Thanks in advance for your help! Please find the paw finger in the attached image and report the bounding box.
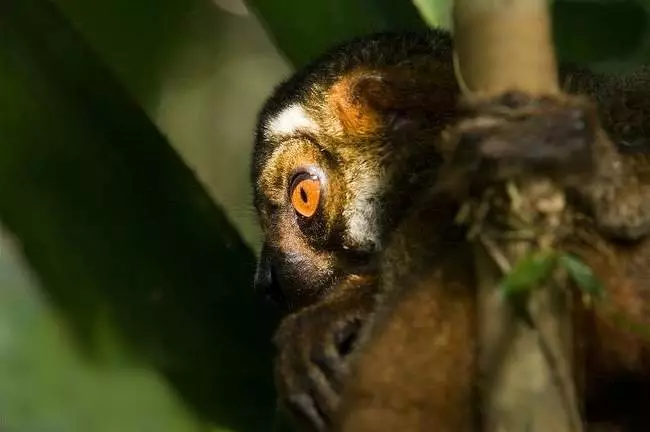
[287,393,327,432]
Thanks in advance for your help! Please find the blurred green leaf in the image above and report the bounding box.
[552,0,648,65]
[51,0,198,104]
[559,253,604,299]
[0,0,279,430]
[243,0,427,67]
[411,0,649,67]
[499,251,558,297]
[0,247,212,432]
[412,0,452,29]
[251,0,650,70]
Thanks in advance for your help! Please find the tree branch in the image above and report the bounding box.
[452,0,582,431]
[453,0,558,97]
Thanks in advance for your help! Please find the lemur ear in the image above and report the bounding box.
[327,65,458,135]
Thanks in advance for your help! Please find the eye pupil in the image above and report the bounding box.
[300,188,308,203]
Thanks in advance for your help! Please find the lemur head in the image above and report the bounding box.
[252,30,457,310]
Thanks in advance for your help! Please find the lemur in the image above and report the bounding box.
[252,29,650,431]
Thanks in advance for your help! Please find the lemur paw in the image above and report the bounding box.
[273,297,371,431]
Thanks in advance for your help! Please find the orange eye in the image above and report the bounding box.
[291,174,321,218]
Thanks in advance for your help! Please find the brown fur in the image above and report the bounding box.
[253,31,650,431]
[568,232,650,429]
[335,79,650,431]
[336,197,477,432]
[328,71,384,135]
[328,64,461,136]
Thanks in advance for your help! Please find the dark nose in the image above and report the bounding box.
[254,244,284,305]
[341,238,377,269]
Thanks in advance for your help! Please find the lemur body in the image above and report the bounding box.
[252,29,650,431]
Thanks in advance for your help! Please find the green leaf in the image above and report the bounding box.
[552,0,648,66]
[559,253,605,298]
[499,251,559,297]
[0,246,211,432]
[52,0,196,105]
[0,1,279,430]
[412,0,452,29]
[243,0,427,67]
[247,0,649,70]
[413,0,648,67]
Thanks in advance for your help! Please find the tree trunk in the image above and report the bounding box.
[453,0,582,431]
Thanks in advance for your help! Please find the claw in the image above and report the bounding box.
[288,393,327,432]
[307,357,341,419]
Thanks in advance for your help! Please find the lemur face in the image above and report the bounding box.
[252,31,458,311]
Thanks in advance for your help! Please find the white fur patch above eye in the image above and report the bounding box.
[266,104,319,137]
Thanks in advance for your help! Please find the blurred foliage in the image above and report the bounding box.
[498,251,558,297]
[1,0,650,431]
[559,253,605,298]
[243,0,428,67]
[552,0,648,67]
[0,244,209,432]
[413,0,453,29]
[52,0,197,105]
[0,0,278,430]
[151,8,288,250]
[247,0,649,69]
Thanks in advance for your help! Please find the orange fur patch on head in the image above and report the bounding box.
[328,70,388,135]
[327,63,458,136]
